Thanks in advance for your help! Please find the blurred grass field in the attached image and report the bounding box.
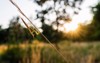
[0,40,100,63]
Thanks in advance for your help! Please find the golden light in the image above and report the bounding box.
[63,21,79,33]
[62,20,88,40]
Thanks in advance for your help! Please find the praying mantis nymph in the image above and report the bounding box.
[29,27,40,36]
[20,17,40,37]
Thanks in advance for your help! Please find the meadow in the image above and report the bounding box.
[0,0,100,63]
[0,40,100,63]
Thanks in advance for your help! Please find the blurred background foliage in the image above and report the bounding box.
[0,0,100,44]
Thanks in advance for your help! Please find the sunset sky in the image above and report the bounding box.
[0,0,98,29]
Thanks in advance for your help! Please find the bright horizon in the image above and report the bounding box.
[0,0,98,29]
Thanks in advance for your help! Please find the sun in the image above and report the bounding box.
[63,21,79,32]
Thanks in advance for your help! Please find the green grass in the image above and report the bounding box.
[0,40,100,63]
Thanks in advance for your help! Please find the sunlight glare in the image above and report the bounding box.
[63,21,79,32]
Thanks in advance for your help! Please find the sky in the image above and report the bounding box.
[0,0,98,29]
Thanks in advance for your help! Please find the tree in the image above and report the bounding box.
[31,0,84,42]
[0,28,9,43]
[0,16,35,44]
[41,23,63,43]
[8,16,24,43]
[89,2,100,40]
[0,25,2,30]
[8,16,33,43]
[0,16,34,44]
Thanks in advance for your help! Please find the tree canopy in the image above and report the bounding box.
[0,16,33,44]
[90,2,100,40]
[31,0,84,42]
[83,2,100,41]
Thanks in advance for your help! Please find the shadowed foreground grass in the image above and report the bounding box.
[0,40,100,63]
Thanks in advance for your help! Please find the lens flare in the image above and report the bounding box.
[63,21,79,32]
[63,22,88,40]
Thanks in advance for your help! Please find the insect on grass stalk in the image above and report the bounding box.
[9,0,68,62]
